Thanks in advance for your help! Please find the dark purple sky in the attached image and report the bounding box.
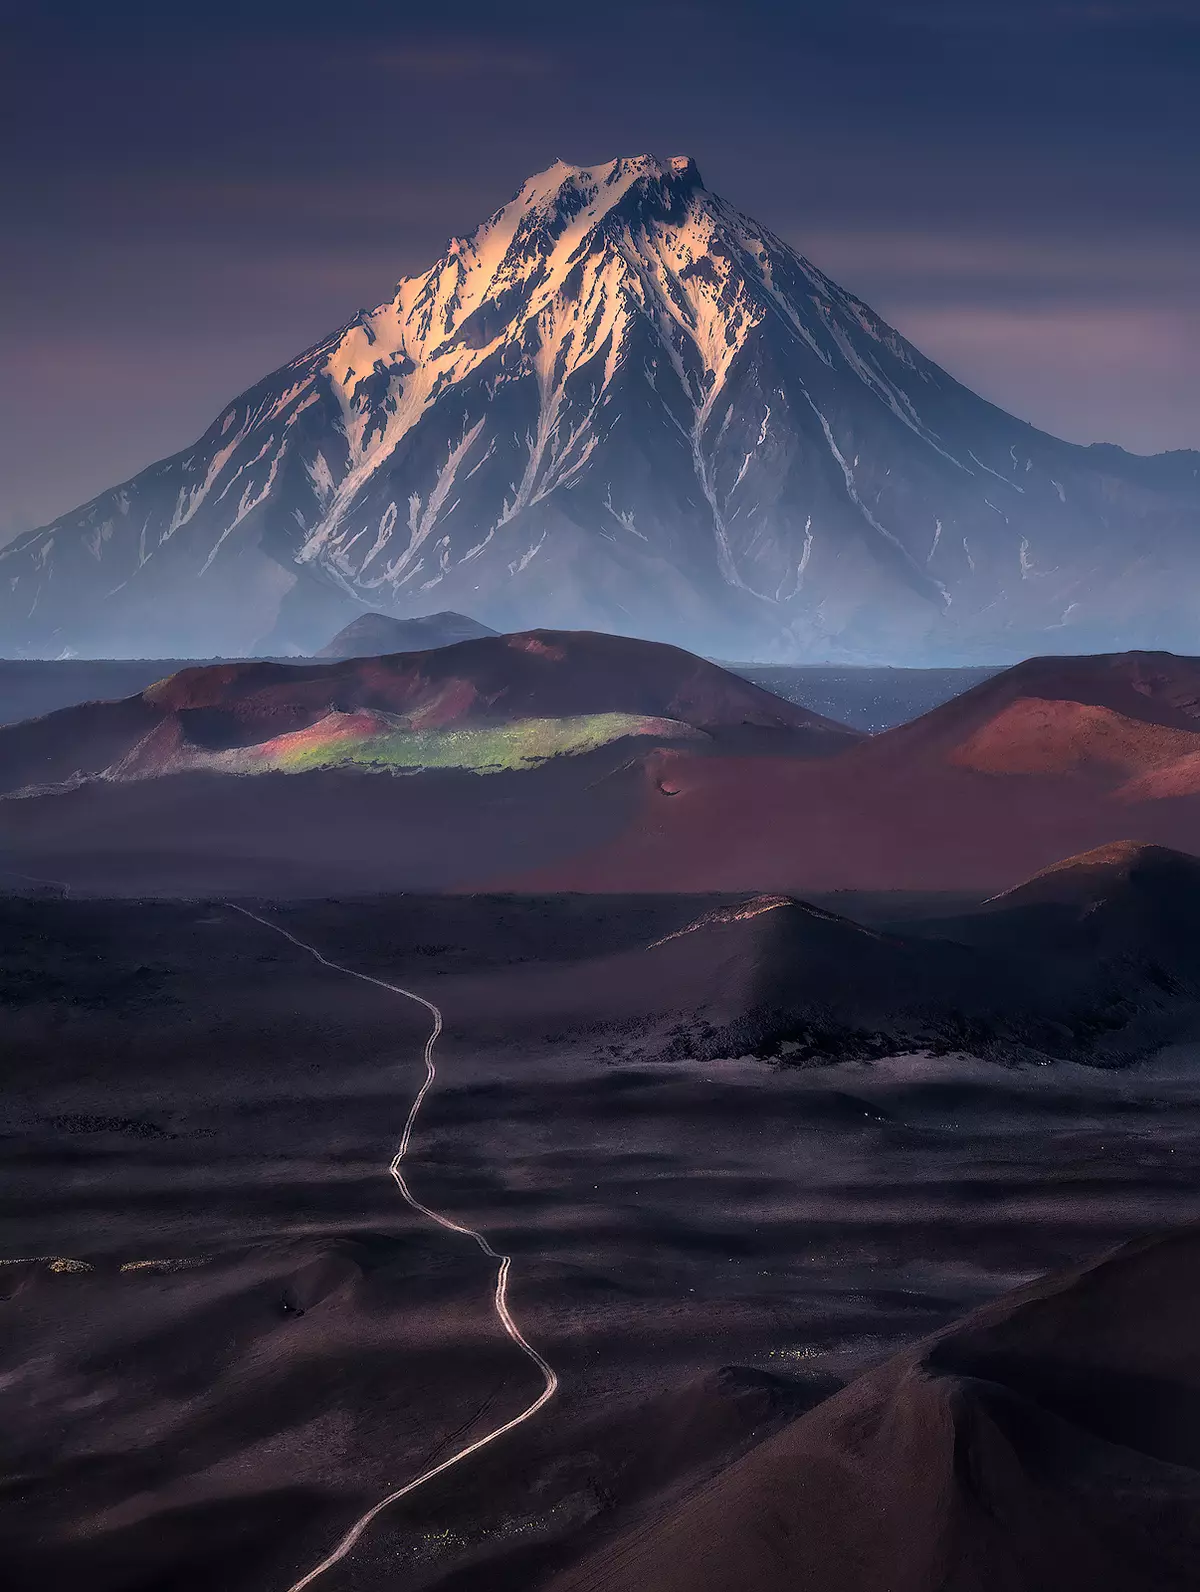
[2,0,1198,540]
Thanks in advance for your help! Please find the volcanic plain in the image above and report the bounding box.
[7,886,1200,1590]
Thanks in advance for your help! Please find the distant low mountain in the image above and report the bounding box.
[2,154,1198,662]
[315,610,496,659]
[546,1224,1200,1592]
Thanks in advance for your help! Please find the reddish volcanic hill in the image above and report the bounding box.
[138,629,852,739]
[545,1225,1200,1592]
[859,648,1200,775]
[0,630,856,796]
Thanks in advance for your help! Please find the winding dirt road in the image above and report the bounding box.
[229,906,559,1592]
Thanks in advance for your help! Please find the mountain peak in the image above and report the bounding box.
[535,153,704,189]
[497,154,708,240]
[4,154,1199,661]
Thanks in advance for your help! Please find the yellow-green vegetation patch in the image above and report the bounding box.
[216,712,706,775]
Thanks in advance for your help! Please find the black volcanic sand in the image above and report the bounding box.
[6,894,1200,1590]
[549,1224,1200,1592]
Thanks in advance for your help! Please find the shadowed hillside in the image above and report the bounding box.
[544,1225,1200,1592]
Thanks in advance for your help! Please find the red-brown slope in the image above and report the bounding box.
[857,648,1200,773]
[544,1225,1200,1592]
[502,740,1200,895]
[865,646,1190,745]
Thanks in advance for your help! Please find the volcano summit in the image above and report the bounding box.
[5,154,1198,661]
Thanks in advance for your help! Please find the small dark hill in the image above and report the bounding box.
[878,841,1200,1060]
[986,834,1196,910]
[945,841,1200,984]
[315,609,496,659]
[993,838,1200,910]
[627,895,981,1059]
[545,1225,1200,1592]
[460,893,1066,1065]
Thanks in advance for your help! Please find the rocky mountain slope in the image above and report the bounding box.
[3,155,1198,661]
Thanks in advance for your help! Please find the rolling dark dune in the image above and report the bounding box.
[544,1225,1200,1592]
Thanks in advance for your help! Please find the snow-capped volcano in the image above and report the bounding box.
[4,153,1199,660]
